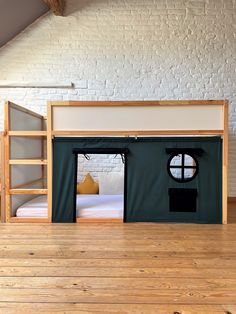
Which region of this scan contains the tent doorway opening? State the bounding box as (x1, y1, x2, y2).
(73, 148, 128, 223)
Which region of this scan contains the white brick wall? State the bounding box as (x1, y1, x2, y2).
(77, 154, 124, 182)
(0, 0, 235, 194)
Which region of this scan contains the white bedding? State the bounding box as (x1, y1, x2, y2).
(16, 194, 124, 219)
(16, 196, 48, 217)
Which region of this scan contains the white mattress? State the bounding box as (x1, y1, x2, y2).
(16, 194, 124, 219)
(16, 196, 48, 218)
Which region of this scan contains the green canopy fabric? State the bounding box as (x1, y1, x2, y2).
(52, 137, 222, 223)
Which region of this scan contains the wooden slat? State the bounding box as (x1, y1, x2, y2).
(50, 100, 225, 107)
(1, 239, 236, 250)
(47, 101, 52, 222)
(4, 101, 11, 222)
(52, 129, 224, 136)
(9, 159, 47, 165)
(1, 287, 236, 304)
(0, 303, 231, 313)
(41, 118, 46, 190)
(76, 218, 123, 223)
(1, 229, 236, 237)
(1, 276, 236, 291)
(222, 100, 229, 224)
(8, 102, 43, 119)
(0, 132, 5, 222)
(1, 266, 236, 278)
(1, 231, 236, 239)
(0, 247, 236, 259)
(43, 0, 65, 16)
(9, 189, 48, 195)
(9, 131, 47, 137)
(9, 217, 49, 223)
(1, 241, 236, 253)
(1, 257, 236, 268)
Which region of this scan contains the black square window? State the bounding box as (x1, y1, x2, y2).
(169, 188, 197, 212)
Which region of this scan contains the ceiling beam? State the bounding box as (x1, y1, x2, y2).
(43, 0, 65, 16)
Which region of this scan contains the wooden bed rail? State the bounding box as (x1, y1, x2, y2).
(49, 100, 225, 106)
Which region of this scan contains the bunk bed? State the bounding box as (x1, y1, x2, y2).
(3, 100, 229, 224)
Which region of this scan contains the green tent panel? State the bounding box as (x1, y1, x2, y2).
(52, 137, 222, 223)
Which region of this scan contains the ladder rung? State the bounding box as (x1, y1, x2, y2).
(10, 189, 48, 195)
(9, 159, 47, 165)
(9, 131, 47, 137)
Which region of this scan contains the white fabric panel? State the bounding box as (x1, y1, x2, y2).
(15, 195, 48, 217)
(16, 194, 123, 219)
(99, 173, 124, 195)
(10, 137, 42, 159)
(77, 194, 123, 218)
(12, 194, 40, 216)
(11, 165, 42, 189)
(53, 105, 223, 131)
(9, 105, 44, 214)
(10, 107, 42, 131)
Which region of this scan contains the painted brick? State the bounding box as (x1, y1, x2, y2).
(74, 80, 88, 89)
(167, 0, 185, 8)
(186, 1, 205, 8)
(187, 7, 205, 15)
(77, 154, 124, 182)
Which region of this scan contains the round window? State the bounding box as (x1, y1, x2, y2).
(167, 153, 198, 183)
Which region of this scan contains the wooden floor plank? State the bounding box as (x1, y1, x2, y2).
(1, 276, 236, 290)
(1, 239, 236, 246)
(1, 266, 236, 278)
(0, 303, 232, 314)
(1, 257, 236, 268)
(1, 250, 236, 259)
(1, 288, 236, 304)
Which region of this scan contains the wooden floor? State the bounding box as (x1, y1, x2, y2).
(0, 204, 236, 313)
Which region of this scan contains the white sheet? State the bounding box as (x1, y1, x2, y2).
(16, 194, 124, 219)
(77, 194, 123, 218)
(16, 195, 48, 217)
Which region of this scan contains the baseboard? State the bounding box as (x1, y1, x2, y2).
(228, 197, 236, 203)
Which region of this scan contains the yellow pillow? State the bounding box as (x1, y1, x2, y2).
(77, 173, 99, 194)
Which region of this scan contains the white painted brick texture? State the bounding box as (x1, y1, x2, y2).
(77, 154, 124, 183)
(0, 0, 235, 194)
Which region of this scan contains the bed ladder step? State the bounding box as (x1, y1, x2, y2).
(9, 189, 48, 195)
(9, 131, 47, 137)
(9, 159, 47, 165)
(9, 217, 49, 223)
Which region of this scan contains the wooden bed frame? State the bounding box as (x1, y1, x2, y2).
(3, 100, 228, 224)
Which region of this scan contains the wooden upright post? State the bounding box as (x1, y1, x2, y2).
(222, 100, 228, 224)
(0, 132, 5, 222)
(47, 102, 53, 222)
(4, 101, 11, 222)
